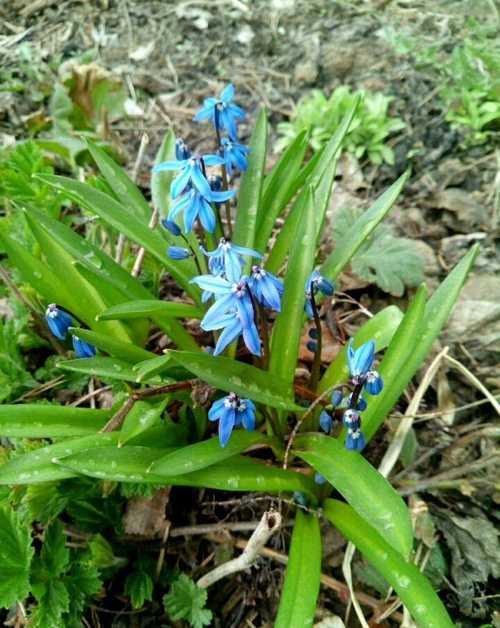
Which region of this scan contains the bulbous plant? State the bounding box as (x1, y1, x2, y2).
(0, 83, 477, 627)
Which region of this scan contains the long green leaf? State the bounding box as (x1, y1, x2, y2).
(233, 108, 267, 263)
(36, 175, 199, 302)
(55, 447, 317, 495)
(363, 246, 478, 440)
(149, 432, 269, 476)
(57, 357, 154, 382)
(294, 434, 413, 558)
(0, 405, 111, 438)
(275, 510, 321, 628)
(320, 171, 410, 281)
(269, 187, 316, 385)
(169, 350, 303, 411)
(324, 499, 454, 628)
(68, 327, 154, 363)
(255, 129, 309, 252)
(98, 300, 203, 321)
(319, 305, 403, 393)
(120, 399, 168, 445)
(86, 139, 151, 222)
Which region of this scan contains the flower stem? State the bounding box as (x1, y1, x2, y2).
(181, 233, 202, 275)
(308, 293, 323, 392)
(214, 107, 233, 238)
(257, 303, 270, 369)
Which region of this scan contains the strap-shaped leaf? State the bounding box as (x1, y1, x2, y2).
(86, 139, 152, 222)
(0, 404, 111, 438)
(99, 300, 203, 321)
(320, 171, 409, 281)
(36, 175, 200, 302)
(233, 107, 268, 263)
(55, 447, 317, 495)
(294, 434, 413, 559)
(68, 327, 154, 363)
(275, 510, 321, 628)
(324, 499, 454, 628)
(363, 245, 478, 441)
(57, 357, 153, 382)
(269, 187, 316, 385)
(149, 431, 269, 476)
(319, 305, 403, 392)
(255, 129, 309, 252)
(169, 350, 302, 411)
(120, 399, 168, 445)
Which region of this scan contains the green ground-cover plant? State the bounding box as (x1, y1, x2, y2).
(276, 85, 406, 165)
(0, 82, 477, 625)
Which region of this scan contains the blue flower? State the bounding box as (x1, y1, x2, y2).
(208, 392, 256, 447)
(347, 340, 375, 379)
(331, 390, 344, 407)
(194, 83, 245, 140)
(190, 274, 261, 356)
(365, 370, 384, 395)
(153, 154, 224, 199)
(342, 409, 361, 430)
(72, 335, 96, 358)
(248, 265, 283, 312)
(175, 138, 191, 160)
(306, 340, 317, 353)
(304, 270, 335, 318)
(347, 393, 367, 411)
(314, 472, 327, 485)
(161, 218, 181, 236)
(319, 410, 333, 433)
(169, 187, 234, 233)
(202, 238, 262, 283)
(168, 246, 190, 260)
(345, 428, 366, 452)
(221, 137, 250, 176)
(45, 304, 73, 340)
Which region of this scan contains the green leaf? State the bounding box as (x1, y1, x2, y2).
(24, 211, 134, 343)
(86, 139, 151, 222)
(275, 510, 321, 628)
(320, 171, 409, 281)
(125, 569, 154, 609)
(149, 431, 269, 476)
(151, 130, 175, 220)
(0, 403, 111, 437)
(0, 505, 33, 609)
(269, 187, 317, 385)
(98, 299, 203, 321)
(363, 245, 478, 441)
(38, 520, 69, 577)
(55, 446, 317, 495)
(233, 107, 267, 264)
(319, 305, 403, 392)
(255, 129, 309, 252)
(68, 327, 154, 362)
(30, 580, 69, 628)
(168, 350, 302, 411)
(294, 434, 413, 558)
(119, 398, 167, 445)
(36, 175, 200, 301)
(324, 499, 454, 628)
(57, 356, 150, 382)
(164, 574, 212, 628)
(89, 533, 123, 569)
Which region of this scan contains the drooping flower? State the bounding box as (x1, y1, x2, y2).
(342, 409, 361, 430)
(162, 218, 181, 236)
(347, 340, 375, 379)
(365, 370, 384, 395)
(167, 246, 190, 260)
(304, 270, 335, 318)
(208, 392, 256, 447)
(190, 273, 261, 356)
(221, 137, 250, 176)
(319, 410, 333, 433)
(169, 187, 234, 234)
(201, 238, 262, 283)
(345, 428, 366, 452)
(314, 472, 327, 485)
(175, 138, 191, 160)
(347, 393, 367, 411)
(248, 265, 283, 312)
(153, 154, 224, 199)
(72, 335, 96, 358)
(331, 390, 344, 407)
(194, 83, 246, 140)
(45, 304, 73, 340)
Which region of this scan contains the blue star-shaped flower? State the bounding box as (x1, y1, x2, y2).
(153, 154, 224, 199)
(208, 392, 256, 447)
(194, 83, 246, 140)
(248, 265, 283, 312)
(221, 137, 250, 176)
(45, 304, 73, 340)
(202, 238, 262, 283)
(169, 187, 234, 233)
(304, 270, 335, 318)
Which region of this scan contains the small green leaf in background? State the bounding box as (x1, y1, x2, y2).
(125, 566, 154, 609)
(275, 510, 321, 628)
(324, 500, 454, 628)
(164, 574, 213, 628)
(0, 505, 34, 609)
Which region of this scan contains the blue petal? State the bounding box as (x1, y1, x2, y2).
(221, 83, 235, 102)
(218, 407, 236, 447)
(190, 163, 212, 198)
(236, 294, 254, 328)
(203, 154, 226, 167)
(201, 293, 238, 330)
(191, 274, 231, 293)
(231, 244, 262, 259)
(351, 341, 375, 377)
(242, 321, 261, 356)
(214, 317, 243, 355)
(152, 159, 185, 173)
(211, 189, 235, 203)
(171, 166, 192, 198)
(198, 198, 216, 233)
(224, 249, 243, 283)
(319, 411, 332, 433)
(208, 397, 226, 421)
(193, 105, 214, 122)
(260, 279, 281, 311)
(239, 404, 255, 431)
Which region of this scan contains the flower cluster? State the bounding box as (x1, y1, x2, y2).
(45, 304, 96, 358)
